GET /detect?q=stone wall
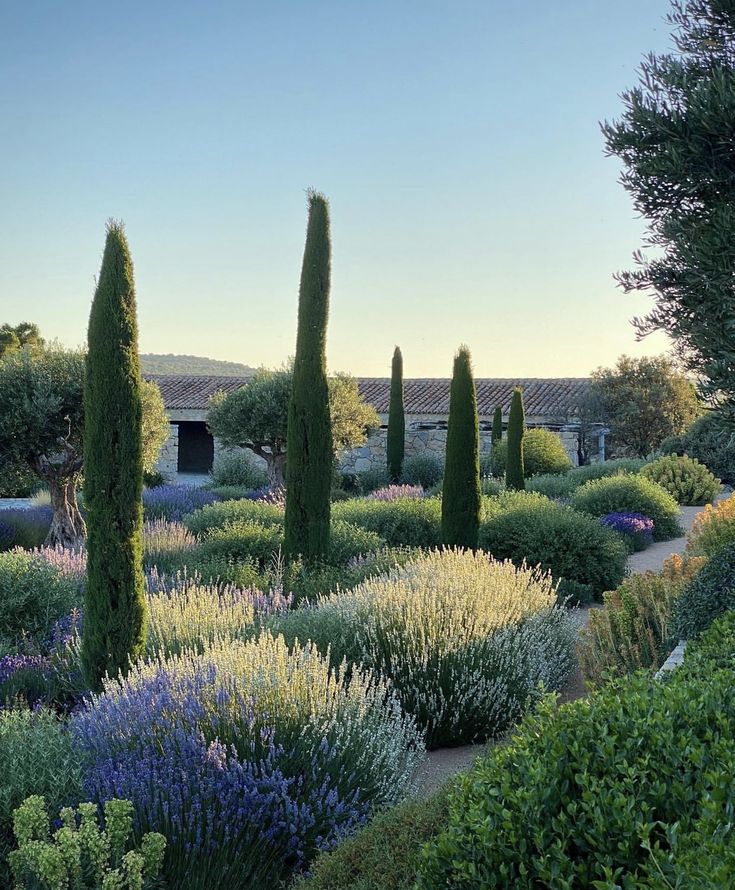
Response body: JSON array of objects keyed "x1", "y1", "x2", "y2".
[
  {"x1": 339, "y1": 426, "x2": 581, "y2": 474},
  {"x1": 157, "y1": 424, "x2": 179, "y2": 478}
]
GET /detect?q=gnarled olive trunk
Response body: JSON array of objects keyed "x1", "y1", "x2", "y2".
[
  {"x1": 248, "y1": 444, "x2": 287, "y2": 488},
  {"x1": 32, "y1": 447, "x2": 85, "y2": 549}
]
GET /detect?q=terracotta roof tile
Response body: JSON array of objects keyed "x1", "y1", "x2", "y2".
[{"x1": 147, "y1": 374, "x2": 590, "y2": 418}]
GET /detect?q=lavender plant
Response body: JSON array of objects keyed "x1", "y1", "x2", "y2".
[
  {"x1": 367, "y1": 484, "x2": 424, "y2": 501},
  {"x1": 141, "y1": 518, "x2": 196, "y2": 572},
  {"x1": 272, "y1": 549, "x2": 578, "y2": 748},
  {"x1": 142, "y1": 484, "x2": 220, "y2": 522},
  {"x1": 0, "y1": 506, "x2": 52, "y2": 550},
  {"x1": 599, "y1": 512, "x2": 655, "y2": 552},
  {"x1": 71, "y1": 634, "x2": 423, "y2": 888}
]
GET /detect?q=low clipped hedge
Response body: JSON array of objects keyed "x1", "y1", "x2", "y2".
[
  {"x1": 332, "y1": 497, "x2": 442, "y2": 548},
  {"x1": 570, "y1": 474, "x2": 682, "y2": 541},
  {"x1": 491, "y1": 428, "x2": 572, "y2": 478},
  {"x1": 641, "y1": 453, "x2": 720, "y2": 505},
  {"x1": 418, "y1": 616, "x2": 735, "y2": 888},
  {"x1": 478, "y1": 499, "x2": 627, "y2": 598},
  {"x1": 673, "y1": 542, "x2": 735, "y2": 640}
]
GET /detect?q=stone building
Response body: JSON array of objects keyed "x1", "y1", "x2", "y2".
[{"x1": 147, "y1": 374, "x2": 605, "y2": 479}]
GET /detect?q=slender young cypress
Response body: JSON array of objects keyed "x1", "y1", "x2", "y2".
[
  {"x1": 441, "y1": 346, "x2": 481, "y2": 548},
  {"x1": 491, "y1": 404, "x2": 503, "y2": 446},
  {"x1": 284, "y1": 191, "x2": 333, "y2": 560},
  {"x1": 82, "y1": 221, "x2": 146, "y2": 691},
  {"x1": 386, "y1": 346, "x2": 405, "y2": 482},
  {"x1": 506, "y1": 387, "x2": 525, "y2": 490}
]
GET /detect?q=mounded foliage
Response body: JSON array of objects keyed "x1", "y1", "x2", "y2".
[
  {"x1": 662, "y1": 411, "x2": 735, "y2": 484},
  {"x1": 332, "y1": 497, "x2": 442, "y2": 548},
  {"x1": 493, "y1": 428, "x2": 572, "y2": 479},
  {"x1": 570, "y1": 474, "x2": 682, "y2": 541},
  {"x1": 673, "y1": 541, "x2": 735, "y2": 640},
  {"x1": 419, "y1": 616, "x2": 735, "y2": 888},
  {"x1": 687, "y1": 494, "x2": 735, "y2": 557},
  {"x1": 400, "y1": 453, "x2": 443, "y2": 489},
  {"x1": 271, "y1": 549, "x2": 576, "y2": 748},
  {"x1": 478, "y1": 498, "x2": 628, "y2": 598},
  {"x1": 641, "y1": 453, "x2": 720, "y2": 505}
]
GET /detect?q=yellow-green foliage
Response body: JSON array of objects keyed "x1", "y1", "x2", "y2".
[
  {"x1": 9, "y1": 796, "x2": 165, "y2": 890},
  {"x1": 641, "y1": 453, "x2": 720, "y2": 505},
  {"x1": 579, "y1": 554, "x2": 706, "y2": 682},
  {"x1": 687, "y1": 493, "x2": 735, "y2": 557}
]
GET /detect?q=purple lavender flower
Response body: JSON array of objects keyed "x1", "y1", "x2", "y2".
[
  {"x1": 600, "y1": 512, "x2": 654, "y2": 551},
  {"x1": 143, "y1": 485, "x2": 220, "y2": 522},
  {"x1": 0, "y1": 654, "x2": 52, "y2": 707},
  {"x1": 367, "y1": 484, "x2": 425, "y2": 502}
]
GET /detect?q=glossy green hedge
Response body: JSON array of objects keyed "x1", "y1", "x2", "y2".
[{"x1": 418, "y1": 615, "x2": 735, "y2": 888}]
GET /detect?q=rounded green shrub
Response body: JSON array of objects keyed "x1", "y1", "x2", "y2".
[
  {"x1": 185, "y1": 499, "x2": 284, "y2": 536},
  {"x1": 569, "y1": 458, "x2": 646, "y2": 484},
  {"x1": 209, "y1": 449, "x2": 268, "y2": 490},
  {"x1": 672, "y1": 542, "x2": 735, "y2": 640},
  {"x1": 478, "y1": 499, "x2": 627, "y2": 597},
  {"x1": 399, "y1": 453, "x2": 443, "y2": 489},
  {"x1": 332, "y1": 497, "x2": 442, "y2": 547},
  {"x1": 492, "y1": 428, "x2": 572, "y2": 478},
  {"x1": 271, "y1": 549, "x2": 576, "y2": 748},
  {"x1": 419, "y1": 625, "x2": 735, "y2": 888},
  {"x1": 525, "y1": 473, "x2": 577, "y2": 499},
  {"x1": 570, "y1": 474, "x2": 682, "y2": 541},
  {"x1": 0, "y1": 552, "x2": 81, "y2": 649},
  {"x1": 641, "y1": 453, "x2": 720, "y2": 505}
]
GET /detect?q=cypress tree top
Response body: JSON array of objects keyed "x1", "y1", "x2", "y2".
[{"x1": 505, "y1": 386, "x2": 525, "y2": 491}]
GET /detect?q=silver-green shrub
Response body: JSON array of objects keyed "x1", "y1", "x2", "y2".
[
  {"x1": 641, "y1": 453, "x2": 720, "y2": 505},
  {"x1": 272, "y1": 549, "x2": 577, "y2": 748}
]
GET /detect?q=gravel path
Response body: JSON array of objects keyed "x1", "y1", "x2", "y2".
[{"x1": 415, "y1": 496, "x2": 727, "y2": 796}]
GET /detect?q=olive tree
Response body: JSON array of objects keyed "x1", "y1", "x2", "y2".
[{"x1": 207, "y1": 365, "x2": 379, "y2": 486}]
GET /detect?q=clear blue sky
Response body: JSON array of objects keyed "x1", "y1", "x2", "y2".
[{"x1": 0, "y1": 0, "x2": 674, "y2": 377}]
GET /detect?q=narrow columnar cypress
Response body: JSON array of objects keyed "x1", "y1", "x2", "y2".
[
  {"x1": 386, "y1": 346, "x2": 405, "y2": 483},
  {"x1": 284, "y1": 191, "x2": 333, "y2": 561},
  {"x1": 492, "y1": 404, "x2": 503, "y2": 446},
  {"x1": 82, "y1": 221, "x2": 146, "y2": 691},
  {"x1": 441, "y1": 346, "x2": 481, "y2": 548},
  {"x1": 506, "y1": 387, "x2": 525, "y2": 490}
]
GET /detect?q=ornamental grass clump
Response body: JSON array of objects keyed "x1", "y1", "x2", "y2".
[
  {"x1": 271, "y1": 549, "x2": 577, "y2": 748},
  {"x1": 72, "y1": 634, "x2": 423, "y2": 889},
  {"x1": 641, "y1": 453, "x2": 720, "y2": 505},
  {"x1": 142, "y1": 484, "x2": 220, "y2": 522},
  {"x1": 599, "y1": 511, "x2": 654, "y2": 551},
  {"x1": 9, "y1": 795, "x2": 166, "y2": 890}
]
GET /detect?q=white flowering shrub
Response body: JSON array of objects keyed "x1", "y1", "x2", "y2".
[{"x1": 272, "y1": 549, "x2": 577, "y2": 748}]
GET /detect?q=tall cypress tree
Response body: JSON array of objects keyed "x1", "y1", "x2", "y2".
[
  {"x1": 284, "y1": 191, "x2": 333, "y2": 560},
  {"x1": 441, "y1": 346, "x2": 481, "y2": 548},
  {"x1": 386, "y1": 346, "x2": 405, "y2": 482},
  {"x1": 82, "y1": 221, "x2": 146, "y2": 691},
  {"x1": 506, "y1": 387, "x2": 525, "y2": 490},
  {"x1": 491, "y1": 404, "x2": 503, "y2": 446}
]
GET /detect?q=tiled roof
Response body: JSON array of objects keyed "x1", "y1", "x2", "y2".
[
  {"x1": 145, "y1": 374, "x2": 251, "y2": 410},
  {"x1": 148, "y1": 373, "x2": 589, "y2": 418},
  {"x1": 358, "y1": 377, "x2": 590, "y2": 418}
]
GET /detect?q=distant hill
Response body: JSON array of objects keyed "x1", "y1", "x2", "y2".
[{"x1": 141, "y1": 354, "x2": 255, "y2": 377}]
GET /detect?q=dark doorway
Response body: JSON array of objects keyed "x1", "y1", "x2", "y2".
[{"x1": 177, "y1": 422, "x2": 214, "y2": 473}]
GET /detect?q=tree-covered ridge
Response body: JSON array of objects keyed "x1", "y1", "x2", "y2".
[{"x1": 140, "y1": 353, "x2": 255, "y2": 377}]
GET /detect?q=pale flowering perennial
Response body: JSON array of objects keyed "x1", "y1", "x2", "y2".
[
  {"x1": 272, "y1": 548, "x2": 577, "y2": 748},
  {"x1": 71, "y1": 633, "x2": 423, "y2": 888},
  {"x1": 367, "y1": 484, "x2": 425, "y2": 501}
]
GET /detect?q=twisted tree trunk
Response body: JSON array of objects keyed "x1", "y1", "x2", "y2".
[{"x1": 33, "y1": 444, "x2": 85, "y2": 549}]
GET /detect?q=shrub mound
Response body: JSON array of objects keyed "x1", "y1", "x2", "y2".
[
  {"x1": 686, "y1": 494, "x2": 735, "y2": 557},
  {"x1": 271, "y1": 549, "x2": 576, "y2": 748},
  {"x1": 570, "y1": 474, "x2": 681, "y2": 541},
  {"x1": 419, "y1": 616, "x2": 735, "y2": 888},
  {"x1": 184, "y1": 498, "x2": 284, "y2": 536},
  {"x1": 641, "y1": 453, "x2": 720, "y2": 505},
  {"x1": 399, "y1": 453, "x2": 443, "y2": 489},
  {"x1": 72, "y1": 634, "x2": 422, "y2": 889},
  {"x1": 661, "y1": 411, "x2": 735, "y2": 484},
  {"x1": 209, "y1": 450, "x2": 268, "y2": 490},
  {"x1": 673, "y1": 542, "x2": 735, "y2": 640},
  {"x1": 332, "y1": 497, "x2": 442, "y2": 548},
  {"x1": 478, "y1": 499, "x2": 628, "y2": 597},
  {"x1": 491, "y1": 428, "x2": 572, "y2": 478}
]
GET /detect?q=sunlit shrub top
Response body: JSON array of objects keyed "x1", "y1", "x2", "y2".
[
  {"x1": 687, "y1": 493, "x2": 735, "y2": 557},
  {"x1": 641, "y1": 453, "x2": 720, "y2": 505}
]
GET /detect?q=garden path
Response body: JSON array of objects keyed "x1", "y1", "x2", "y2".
[{"x1": 414, "y1": 496, "x2": 726, "y2": 796}]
